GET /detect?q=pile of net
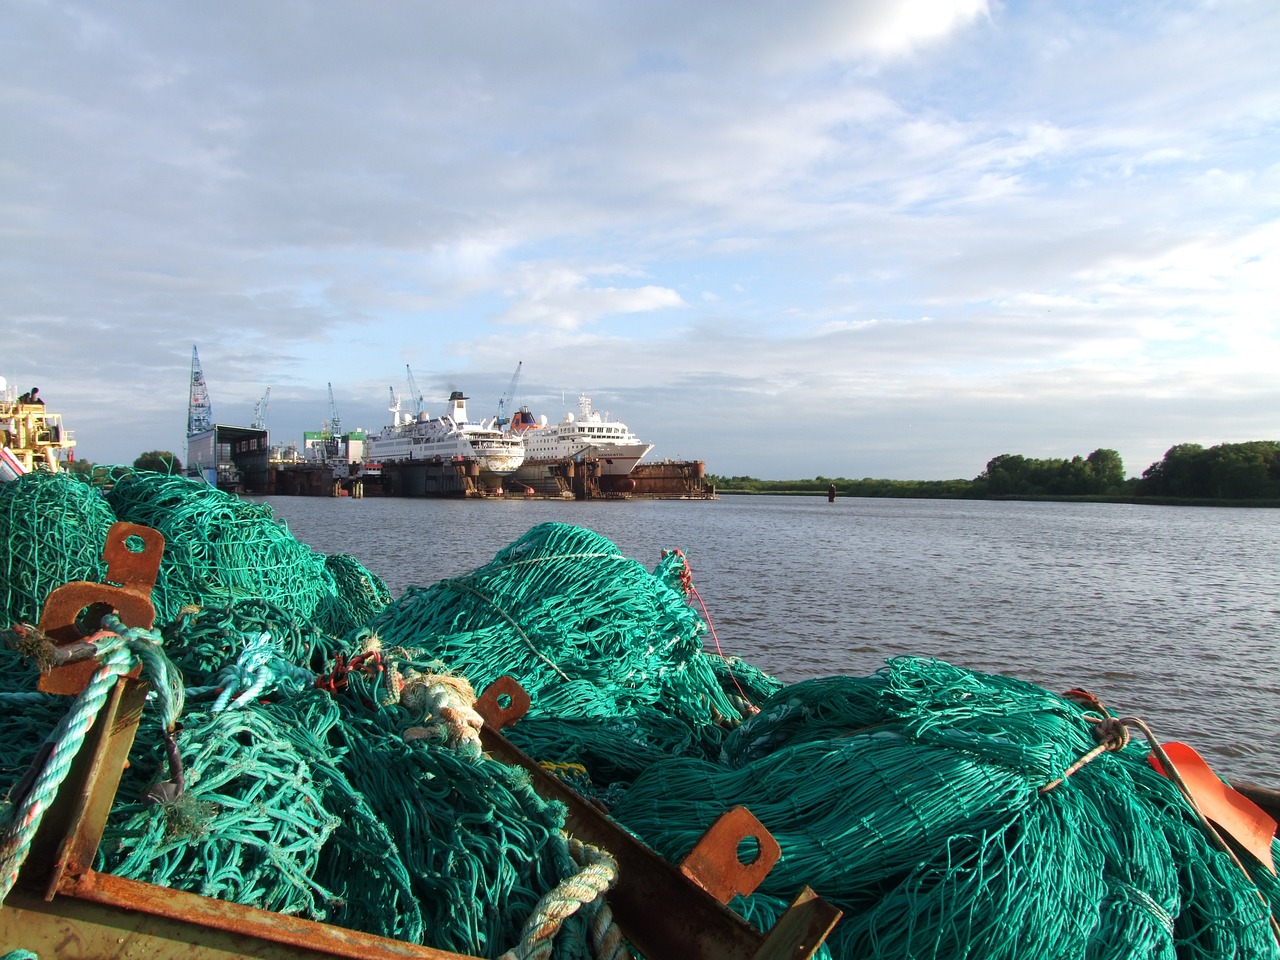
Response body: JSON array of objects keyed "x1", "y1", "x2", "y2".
[
  {"x1": 0, "y1": 471, "x2": 388, "y2": 641},
  {"x1": 2, "y1": 468, "x2": 1278, "y2": 960},
  {"x1": 609, "y1": 660, "x2": 1280, "y2": 958},
  {"x1": 0, "y1": 474, "x2": 761, "y2": 957}
]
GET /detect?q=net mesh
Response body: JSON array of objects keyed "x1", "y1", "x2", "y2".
[{"x1": 1, "y1": 470, "x2": 1277, "y2": 959}]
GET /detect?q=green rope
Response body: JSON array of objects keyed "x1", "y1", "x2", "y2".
[{"x1": 0, "y1": 621, "x2": 181, "y2": 905}]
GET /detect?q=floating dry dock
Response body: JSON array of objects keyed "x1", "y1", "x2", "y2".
[{"x1": 269, "y1": 457, "x2": 715, "y2": 499}]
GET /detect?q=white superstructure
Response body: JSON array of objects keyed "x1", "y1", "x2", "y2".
[
  {"x1": 510, "y1": 394, "x2": 653, "y2": 492},
  {"x1": 366, "y1": 390, "x2": 524, "y2": 487}
]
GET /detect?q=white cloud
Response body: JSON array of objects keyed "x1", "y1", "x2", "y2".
[
  {"x1": 1, "y1": 0, "x2": 1277, "y2": 480},
  {"x1": 495, "y1": 265, "x2": 685, "y2": 330}
]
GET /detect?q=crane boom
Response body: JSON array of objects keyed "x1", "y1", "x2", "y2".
[
  {"x1": 327, "y1": 383, "x2": 341, "y2": 437},
  {"x1": 405, "y1": 365, "x2": 426, "y2": 417},
  {"x1": 251, "y1": 386, "x2": 271, "y2": 430},
  {"x1": 187, "y1": 346, "x2": 212, "y2": 435},
  {"x1": 495, "y1": 361, "x2": 523, "y2": 428}
]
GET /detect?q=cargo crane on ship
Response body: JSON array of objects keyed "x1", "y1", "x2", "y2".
[
  {"x1": 495, "y1": 361, "x2": 523, "y2": 430},
  {"x1": 405, "y1": 365, "x2": 427, "y2": 418}
]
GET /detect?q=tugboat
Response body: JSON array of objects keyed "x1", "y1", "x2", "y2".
[{"x1": 0, "y1": 377, "x2": 76, "y2": 481}]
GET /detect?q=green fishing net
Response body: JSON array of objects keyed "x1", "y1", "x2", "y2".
[
  {"x1": 363, "y1": 522, "x2": 748, "y2": 728},
  {"x1": 3, "y1": 478, "x2": 1278, "y2": 960},
  {"x1": 160, "y1": 597, "x2": 339, "y2": 685},
  {"x1": 104, "y1": 472, "x2": 345, "y2": 626},
  {"x1": 0, "y1": 472, "x2": 114, "y2": 626},
  {"x1": 609, "y1": 658, "x2": 1280, "y2": 960}
]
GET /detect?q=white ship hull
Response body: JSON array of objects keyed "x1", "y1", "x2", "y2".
[
  {"x1": 366, "y1": 389, "x2": 524, "y2": 488},
  {"x1": 510, "y1": 395, "x2": 653, "y2": 492}
]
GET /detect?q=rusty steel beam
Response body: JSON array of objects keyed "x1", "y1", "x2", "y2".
[
  {"x1": 477, "y1": 677, "x2": 842, "y2": 960},
  {"x1": 2, "y1": 881, "x2": 482, "y2": 960},
  {"x1": 56, "y1": 870, "x2": 483, "y2": 960}
]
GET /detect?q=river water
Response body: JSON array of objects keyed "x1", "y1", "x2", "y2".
[{"x1": 253, "y1": 494, "x2": 1280, "y2": 785}]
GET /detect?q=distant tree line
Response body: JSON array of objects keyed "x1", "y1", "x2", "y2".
[
  {"x1": 709, "y1": 440, "x2": 1280, "y2": 503},
  {"x1": 58, "y1": 450, "x2": 183, "y2": 479},
  {"x1": 1136, "y1": 441, "x2": 1280, "y2": 500}
]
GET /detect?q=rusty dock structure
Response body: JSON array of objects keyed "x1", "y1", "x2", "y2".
[{"x1": 269, "y1": 457, "x2": 715, "y2": 500}]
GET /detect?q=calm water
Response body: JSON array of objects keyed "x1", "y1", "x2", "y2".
[{"x1": 253, "y1": 494, "x2": 1280, "y2": 785}]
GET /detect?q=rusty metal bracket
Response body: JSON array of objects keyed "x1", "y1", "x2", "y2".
[
  {"x1": 476, "y1": 676, "x2": 842, "y2": 960},
  {"x1": 37, "y1": 521, "x2": 164, "y2": 695},
  {"x1": 680, "y1": 806, "x2": 781, "y2": 904},
  {"x1": 18, "y1": 523, "x2": 167, "y2": 898}
]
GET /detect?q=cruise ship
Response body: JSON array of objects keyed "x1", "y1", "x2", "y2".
[
  {"x1": 509, "y1": 394, "x2": 653, "y2": 495},
  {"x1": 365, "y1": 390, "x2": 524, "y2": 489}
]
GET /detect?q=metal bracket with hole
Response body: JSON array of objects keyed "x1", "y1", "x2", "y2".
[
  {"x1": 37, "y1": 521, "x2": 164, "y2": 695},
  {"x1": 476, "y1": 675, "x2": 842, "y2": 960}
]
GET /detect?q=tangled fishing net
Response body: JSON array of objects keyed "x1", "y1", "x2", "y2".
[
  {"x1": 1, "y1": 469, "x2": 1278, "y2": 959},
  {"x1": 0, "y1": 471, "x2": 114, "y2": 626}
]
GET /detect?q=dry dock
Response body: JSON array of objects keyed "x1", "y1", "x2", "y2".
[{"x1": 269, "y1": 457, "x2": 714, "y2": 499}]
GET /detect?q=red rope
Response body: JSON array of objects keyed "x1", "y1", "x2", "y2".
[{"x1": 664, "y1": 549, "x2": 748, "y2": 706}]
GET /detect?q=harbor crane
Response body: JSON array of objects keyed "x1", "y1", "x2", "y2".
[
  {"x1": 187, "y1": 346, "x2": 212, "y2": 435},
  {"x1": 251, "y1": 386, "x2": 271, "y2": 430},
  {"x1": 405, "y1": 365, "x2": 426, "y2": 418},
  {"x1": 495, "y1": 361, "x2": 523, "y2": 429},
  {"x1": 324, "y1": 383, "x2": 342, "y2": 461},
  {"x1": 326, "y1": 383, "x2": 341, "y2": 436}
]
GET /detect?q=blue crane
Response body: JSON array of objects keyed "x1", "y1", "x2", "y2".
[
  {"x1": 495, "y1": 361, "x2": 522, "y2": 429},
  {"x1": 405, "y1": 365, "x2": 426, "y2": 418}
]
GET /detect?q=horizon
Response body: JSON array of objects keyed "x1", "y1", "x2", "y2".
[{"x1": 4, "y1": 1, "x2": 1278, "y2": 480}]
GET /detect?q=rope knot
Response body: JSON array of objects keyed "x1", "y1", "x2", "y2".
[{"x1": 1090, "y1": 714, "x2": 1130, "y2": 752}]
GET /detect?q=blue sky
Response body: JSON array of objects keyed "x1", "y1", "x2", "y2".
[{"x1": 3, "y1": 0, "x2": 1277, "y2": 479}]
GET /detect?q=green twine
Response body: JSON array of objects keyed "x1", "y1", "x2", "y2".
[
  {"x1": 363, "y1": 523, "x2": 749, "y2": 732},
  {"x1": 0, "y1": 472, "x2": 114, "y2": 626},
  {"x1": 104, "y1": 472, "x2": 347, "y2": 626},
  {"x1": 610, "y1": 657, "x2": 1280, "y2": 960}
]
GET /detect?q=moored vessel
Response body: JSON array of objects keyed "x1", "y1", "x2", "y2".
[
  {"x1": 366, "y1": 389, "x2": 524, "y2": 490},
  {"x1": 0, "y1": 378, "x2": 76, "y2": 480},
  {"x1": 510, "y1": 395, "x2": 653, "y2": 495}
]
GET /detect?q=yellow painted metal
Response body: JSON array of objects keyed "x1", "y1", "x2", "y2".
[{"x1": 0, "y1": 389, "x2": 76, "y2": 472}]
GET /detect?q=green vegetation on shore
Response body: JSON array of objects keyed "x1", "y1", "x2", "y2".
[{"x1": 709, "y1": 440, "x2": 1280, "y2": 504}]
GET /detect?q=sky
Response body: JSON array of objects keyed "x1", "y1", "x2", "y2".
[{"x1": 2, "y1": 0, "x2": 1278, "y2": 481}]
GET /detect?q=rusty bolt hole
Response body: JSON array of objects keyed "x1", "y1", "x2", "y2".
[
  {"x1": 75, "y1": 602, "x2": 116, "y2": 635},
  {"x1": 496, "y1": 692, "x2": 513, "y2": 710},
  {"x1": 124, "y1": 534, "x2": 147, "y2": 553},
  {"x1": 736, "y1": 835, "x2": 761, "y2": 867}
]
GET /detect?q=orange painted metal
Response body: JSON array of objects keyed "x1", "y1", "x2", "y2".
[
  {"x1": 477, "y1": 677, "x2": 842, "y2": 960},
  {"x1": 1149, "y1": 741, "x2": 1277, "y2": 874},
  {"x1": 679, "y1": 806, "x2": 781, "y2": 904},
  {"x1": 37, "y1": 521, "x2": 163, "y2": 695}
]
